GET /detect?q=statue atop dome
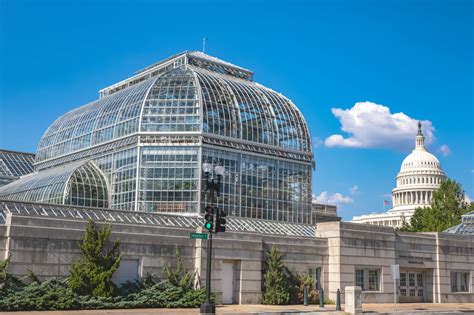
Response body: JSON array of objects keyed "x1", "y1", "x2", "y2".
[
  {"x1": 416, "y1": 121, "x2": 425, "y2": 149},
  {"x1": 417, "y1": 121, "x2": 423, "y2": 136}
]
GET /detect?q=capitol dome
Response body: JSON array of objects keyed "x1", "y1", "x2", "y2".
[
  {"x1": 400, "y1": 147, "x2": 442, "y2": 172},
  {"x1": 391, "y1": 122, "x2": 446, "y2": 213},
  {"x1": 351, "y1": 121, "x2": 447, "y2": 228}
]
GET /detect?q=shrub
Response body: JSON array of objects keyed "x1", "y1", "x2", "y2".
[
  {"x1": 0, "y1": 278, "x2": 75, "y2": 311},
  {"x1": 0, "y1": 221, "x2": 209, "y2": 311},
  {"x1": 163, "y1": 246, "x2": 195, "y2": 290},
  {"x1": 262, "y1": 245, "x2": 290, "y2": 305},
  {"x1": 69, "y1": 219, "x2": 122, "y2": 298}
]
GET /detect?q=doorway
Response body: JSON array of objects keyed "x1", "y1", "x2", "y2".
[
  {"x1": 221, "y1": 261, "x2": 236, "y2": 304},
  {"x1": 399, "y1": 270, "x2": 425, "y2": 302}
]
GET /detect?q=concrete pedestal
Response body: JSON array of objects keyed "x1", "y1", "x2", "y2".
[{"x1": 345, "y1": 286, "x2": 362, "y2": 314}]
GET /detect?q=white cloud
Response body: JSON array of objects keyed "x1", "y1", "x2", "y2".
[
  {"x1": 382, "y1": 193, "x2": 392, "y2": 198},
  {"x1": 437, "y1": 144, "x2": 451, "y2": 157},
  {"x1": 349, "y1": 185, "x2": 359, "y2": 195},
  {"x1": 312, "y1": 192, "x2": 353, "y2": 206},
  {"x1": 324, "y1": 101, "x2": 435, "y2": 150}
]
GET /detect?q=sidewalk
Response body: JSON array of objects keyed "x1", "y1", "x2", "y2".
[{"x1": 0, "y1": 303, "x2": 473, "y2": 314}]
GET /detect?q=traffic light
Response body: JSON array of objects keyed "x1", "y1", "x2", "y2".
[
  {"x1": 204, "y1": 206, "x2": 214, "y2": 232},
  {"x1": 215, "y1": 209, "x2": 227, "y2": 233}
]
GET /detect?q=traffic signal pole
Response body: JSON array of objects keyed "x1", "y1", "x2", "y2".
[
  {"x1": 200, "y1": 162, "x2": 224, "y2": 315},
  {"x1": 200, "y1": 230, "x2": 214, "y2": 314}
]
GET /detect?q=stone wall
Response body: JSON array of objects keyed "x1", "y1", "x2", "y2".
[
  {"x1": 316, "y1": 221, "x2": 474, "y2": 304},
  {"x1": 2, "y1": 214, "x2": 327, "y2": 304},
  {"x1": 2, "y1": 213, "x2": 473, "y2": 305}
]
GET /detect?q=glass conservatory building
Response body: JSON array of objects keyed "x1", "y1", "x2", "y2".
[{"x1": 0, "y1": 51, "x2": 314, "y2": 224}]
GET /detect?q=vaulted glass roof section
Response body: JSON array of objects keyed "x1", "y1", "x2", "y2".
[
  {"x1": 36, "y1": 51, "x2": 312, "y2": 165},
  {"x1": 444, "y1": 211, "x2": 474, "y2": 235},
  {"x1": 36, "y1": 78, "x2": 157, "y2": 163},
  {"x1": 0, "y1": 161, "x2": 109, "y2": 207},
  {"x1": 0, "y1": 199, "x2": 316, "y2": 237},
  {"x1": 0, "y1": 150, "x2": 35, "y2": 177}
]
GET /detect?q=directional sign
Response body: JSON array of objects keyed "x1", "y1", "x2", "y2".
[
  {"x1": 190, "y1": 232, "x2": 208, "y2": 240},
  {"x1": 390, "y1": 264, "x2": 400, "y2": 280}
]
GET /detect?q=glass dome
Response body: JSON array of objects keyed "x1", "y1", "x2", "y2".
[
  {"x1": 0, "y1": 160, "x2": 109, "y2": 207},
  {"x1": 36, "y1": 64, "x2": 311, "y2": 164},
  {"x1": 5, "y1": 51, "x2": 314, "y2": 224}
]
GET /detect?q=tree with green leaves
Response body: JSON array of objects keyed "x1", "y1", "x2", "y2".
[
  {"x1": 163, "y1": 247, "x2": 194, "y2": 290},
  {"x1": 400, "y1": 179, "x2": 470, "y2": 232},
  {"x1": 68, "y1": 219, "x2": 122, "y2": 297},
  {"x1": 0, "y1": 255, "x2": 10, "y2": 289},
  {"x1": 262, "y1": 245, "x2": 290, "y2": 305}
]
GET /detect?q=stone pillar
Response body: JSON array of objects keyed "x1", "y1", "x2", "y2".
[{"x1": 345, "y1": 286, "x2": 362, "y2": 314}]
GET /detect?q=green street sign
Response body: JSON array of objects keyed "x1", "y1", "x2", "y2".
[{"x1": 190, "y1": 232, "x2": 208, "y2": 240}]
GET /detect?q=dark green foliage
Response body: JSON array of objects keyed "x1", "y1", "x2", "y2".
[
  {"x1": 69, "y1": 219, "x2": 123, "y2": 298},
  {"x1": 0, "y1": 278, "x2": 76, "y2": 311},
  {"x1": 0, "y1": 241, "x2": 208, "y2": 311},
  {"x1": 123, "y1": 281, "x2": 207, "y2": 308},
  {"x1": 262, "y1": 245, "x2": 290, "y2": 305},
  {"x1": 400, "y1": 179, "x2": 470, "y2": 232},
  {"x1": 26, "y1": 269, "x2": 41, "y2": 284},
  {"x1": 293, "y1": 272, "x2": 318, "y2": 304},
  {"x1": 163, "y1": 247, "x2": 195, "y2": 291},
  {"x1": 0, "y1": 255, "x2": 24, "y2": 291},
  {"x1": 262, "y1": 246, "x2": 321, "y2": 305},
  {"x1": 0, "y1": 255, "x2": 9, "y2": 289}
]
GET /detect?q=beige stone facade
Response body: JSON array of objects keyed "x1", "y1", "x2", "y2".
[{"x1": 1, "y1": 212, "x2": 473, "y2": 304}]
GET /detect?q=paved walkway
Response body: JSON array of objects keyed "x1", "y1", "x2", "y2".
[{"x1": 0, "y1": 303, "x2": 473, "y2": 314}]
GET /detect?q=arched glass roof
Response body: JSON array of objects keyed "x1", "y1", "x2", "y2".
[
  {"x1": 36, "y1": 62, "x2": 312, "y2": 164},
  {"x1": 444, "y1": 211, "x2": 474, "y2": 235},
  {"x1": 36, "y1": 78, "x2": 157, "y2": 163},
  {"x1": 0, "y1": 160, "x2": 109, "y2": 207}
]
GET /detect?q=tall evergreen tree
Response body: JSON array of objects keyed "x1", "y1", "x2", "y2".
[
  {"x1": 163, "y1": 247, "x2": 194, "y2": 290},
  {"x1": 401, "y1": 179, "x2": 470, "y2": 232},
  {"x1": 262, "y1": 245, "x2": 290, "y2": 305},
  {"x1": 69, "y1": 219, "x2": 122, "y2": 297}
]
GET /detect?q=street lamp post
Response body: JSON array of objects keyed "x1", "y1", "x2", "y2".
[{"x1": 200, "y1": 162, "x2": 224, "y2": 315}]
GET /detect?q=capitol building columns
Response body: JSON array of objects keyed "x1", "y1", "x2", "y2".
[{"x1": 352, "y1": 122, "x2": 447, "y2": 228}]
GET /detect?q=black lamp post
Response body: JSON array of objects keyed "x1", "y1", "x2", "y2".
[{"x1": 200, "y1": 162, "x2": 224, "y2": 315}]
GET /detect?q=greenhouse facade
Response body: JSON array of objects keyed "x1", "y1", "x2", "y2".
[{"x1": 0, "y1": 51, "x2": 314, "y2": 224}]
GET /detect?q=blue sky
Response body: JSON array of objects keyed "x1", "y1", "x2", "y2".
[{"x1": 0, "y1": 0, "x2": 472, "y2": 220}]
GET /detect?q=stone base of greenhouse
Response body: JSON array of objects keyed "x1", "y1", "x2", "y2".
[{"x1": 1, "y1": 200, "x2": 473, "y2": 304}]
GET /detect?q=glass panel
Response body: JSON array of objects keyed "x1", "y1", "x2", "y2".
[
  {"x1": 138, "y1": 147, "x2": 198, "y2": 213},
  {"x1": 36, "y1": 78, "x2": 154, "y2": 163},
  {"x1": 400, "y1": 273, "x2": 407, "y2": 287},
  {"x1": 355, "y1": 270, "x2": 364, "y2": 290},
  {"x1": 461, "y1": 273, "x2": 469, "y2": 292},
  {"x1": 202, "y1": 147, "x2": 312, "y2": 224},
  {"x1": 141, "y1": 68, "x2": 200, "y2": 133},
  {"x1": 409, "y1": 273, "x2": 415, "y2": 287},
  {"x1": 417, "y1": 273, "x2": 423, "y2": 287},
  {"x1": 368, "y1": 270, "x2": 379, "y2": 291},
  {"x1": 409, "y1": 289, "x2": 416, "y2": 296},
  {"x1": 451, "y1": 272, "x2": 458, "y2": 292}
]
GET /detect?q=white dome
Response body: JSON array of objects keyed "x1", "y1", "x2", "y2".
[
  {"x1": 400, "y1": 147, "x2": 442, "y2": 172},
  {"x1": 390, "y1": 122, "x2": 446, "y2": 213}
]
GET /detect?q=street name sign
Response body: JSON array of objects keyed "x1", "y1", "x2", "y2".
[{"x1": 190, "y1": 232, "x2": 208, "y2": 240}]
